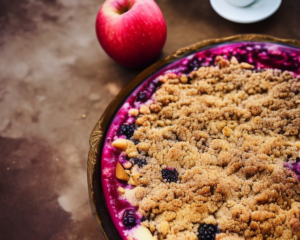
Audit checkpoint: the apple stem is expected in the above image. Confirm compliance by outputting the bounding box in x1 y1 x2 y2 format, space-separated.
116 1 131 15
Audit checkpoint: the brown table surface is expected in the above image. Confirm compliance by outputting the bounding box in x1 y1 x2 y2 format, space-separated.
0 0 299 239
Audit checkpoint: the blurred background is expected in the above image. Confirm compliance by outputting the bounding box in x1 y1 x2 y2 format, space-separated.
0 0 299 239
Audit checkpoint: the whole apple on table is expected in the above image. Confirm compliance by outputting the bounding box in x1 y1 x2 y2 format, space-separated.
96 0 167 69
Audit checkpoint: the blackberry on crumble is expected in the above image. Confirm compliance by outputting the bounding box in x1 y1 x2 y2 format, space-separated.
161 168 179 183
133 158 147 167
119 124 135 139
197 224 219 240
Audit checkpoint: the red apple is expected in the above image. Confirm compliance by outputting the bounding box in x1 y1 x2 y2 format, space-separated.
96 0 167 68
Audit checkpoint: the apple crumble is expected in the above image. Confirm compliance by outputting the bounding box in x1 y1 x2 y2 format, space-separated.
111 56 300 240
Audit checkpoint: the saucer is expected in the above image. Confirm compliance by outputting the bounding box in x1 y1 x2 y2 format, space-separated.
210 0 282 24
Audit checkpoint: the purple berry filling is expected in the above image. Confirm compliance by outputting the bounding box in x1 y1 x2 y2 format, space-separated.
101 42 300 239
136 91 148 102
284 161 300 181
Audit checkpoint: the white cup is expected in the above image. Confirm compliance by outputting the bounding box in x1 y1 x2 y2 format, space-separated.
226 0 255 7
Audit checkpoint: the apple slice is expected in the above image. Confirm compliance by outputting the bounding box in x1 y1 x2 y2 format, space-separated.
116 162 130 181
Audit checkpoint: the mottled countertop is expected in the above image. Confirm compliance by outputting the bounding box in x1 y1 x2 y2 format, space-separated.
0 0 300 239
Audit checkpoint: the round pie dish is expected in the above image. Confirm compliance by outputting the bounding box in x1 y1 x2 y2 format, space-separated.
87 34 300 240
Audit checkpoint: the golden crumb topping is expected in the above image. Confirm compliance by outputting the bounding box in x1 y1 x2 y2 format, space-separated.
122 57 300 240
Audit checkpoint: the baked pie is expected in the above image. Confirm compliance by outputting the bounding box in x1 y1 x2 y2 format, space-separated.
101 43 300 240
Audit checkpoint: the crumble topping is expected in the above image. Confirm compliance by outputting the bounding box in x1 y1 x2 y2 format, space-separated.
114 57 300 240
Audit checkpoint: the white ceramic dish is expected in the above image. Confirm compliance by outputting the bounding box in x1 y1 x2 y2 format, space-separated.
226 0 255 7
210 0 282 24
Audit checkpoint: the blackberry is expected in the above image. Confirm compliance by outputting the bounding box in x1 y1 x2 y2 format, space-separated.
133 158 147 167
136 91 148 102
197 223 219 240
161 168 179 183
119 124 135 139
122 209 137 229
187 58 201 71
152 79 162 87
